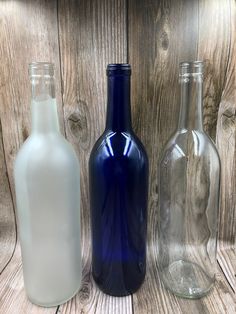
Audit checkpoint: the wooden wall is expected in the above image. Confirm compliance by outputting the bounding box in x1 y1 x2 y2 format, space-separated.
0 1 235 313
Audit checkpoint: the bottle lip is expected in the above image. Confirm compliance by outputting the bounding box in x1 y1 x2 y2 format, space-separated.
107 63 131 76
29 62 54 77
179 61 204 76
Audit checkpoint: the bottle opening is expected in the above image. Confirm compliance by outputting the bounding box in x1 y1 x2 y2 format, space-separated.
29 62 54 77
179 61 204 76
107 63 131 76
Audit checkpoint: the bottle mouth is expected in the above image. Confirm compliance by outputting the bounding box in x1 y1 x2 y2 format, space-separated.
29 62 54 77
107 63 131 76
179 61 204 76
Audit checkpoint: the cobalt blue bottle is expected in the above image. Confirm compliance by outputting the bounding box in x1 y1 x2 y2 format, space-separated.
89 64 149 296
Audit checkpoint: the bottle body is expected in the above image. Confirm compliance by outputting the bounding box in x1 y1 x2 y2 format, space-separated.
90 131 148 296
14 63 81 306
159 130 220 298
158 62 220 299
89 64 148 296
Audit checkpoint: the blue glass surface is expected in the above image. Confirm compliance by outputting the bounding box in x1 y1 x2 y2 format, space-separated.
89 64 149 296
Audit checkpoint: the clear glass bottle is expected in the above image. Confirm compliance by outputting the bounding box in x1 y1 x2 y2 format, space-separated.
158 61 220 299
14 62 81 306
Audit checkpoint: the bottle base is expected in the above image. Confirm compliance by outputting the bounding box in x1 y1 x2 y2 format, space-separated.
27 284 81 307
92 272 145 297
160 260 214 299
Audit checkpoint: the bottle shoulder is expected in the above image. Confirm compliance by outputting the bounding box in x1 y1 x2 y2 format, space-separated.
160 129 220 163
90 130 148 163
14 133 79 172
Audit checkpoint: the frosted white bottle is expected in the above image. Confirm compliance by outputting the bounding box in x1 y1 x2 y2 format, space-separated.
14 62 81 307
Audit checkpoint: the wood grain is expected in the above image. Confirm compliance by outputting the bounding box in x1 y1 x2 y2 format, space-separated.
0 0 65 194
0 119 16 274
216 0 236 246
129 0 199 250
58 0 131 313
129 0 235 313
218 248 236 293
0 0 235 313
198 0 233 140
129 0 198 312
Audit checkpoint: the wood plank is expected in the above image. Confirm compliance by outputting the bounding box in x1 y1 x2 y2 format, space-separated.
132 248 183 314
198 0 233 141
0 1 235 314
217 247 236 293
177 267 236 314
0 0 64 195
216 0 236 245
129 246 236 314
58 0 130 313
129 0 235 313
0 118 16 274
128 0 198 312
129 0 199 257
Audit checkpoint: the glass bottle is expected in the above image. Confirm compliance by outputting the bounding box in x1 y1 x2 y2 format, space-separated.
158 61 220 299
89 64 149 296
14 62 81 306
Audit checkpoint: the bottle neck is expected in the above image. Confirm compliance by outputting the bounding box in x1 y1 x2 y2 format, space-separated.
105 75 132 132
178 74 203 131
30 75 59 134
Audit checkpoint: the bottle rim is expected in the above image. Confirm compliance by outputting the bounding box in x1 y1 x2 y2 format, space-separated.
29 62 54 77
179 61 204 76
29 62 54 68
107 63 131 76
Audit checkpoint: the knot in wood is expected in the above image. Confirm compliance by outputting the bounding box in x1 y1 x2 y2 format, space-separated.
221 108 236 131
67 100 90 149
79 282 90 302
161 31 169 50
22 126 29 141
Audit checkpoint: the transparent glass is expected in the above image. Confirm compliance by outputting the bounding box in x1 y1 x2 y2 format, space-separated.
14 62 81 307
158 61 220 299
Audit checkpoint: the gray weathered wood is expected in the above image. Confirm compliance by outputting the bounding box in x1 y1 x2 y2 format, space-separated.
0 0 235 313
0 119 16 274
0 0 65 194
218 248 236 293
129 0 235 313
198 0 234 140
58 0 131 312
216 0 236 246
